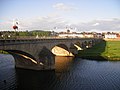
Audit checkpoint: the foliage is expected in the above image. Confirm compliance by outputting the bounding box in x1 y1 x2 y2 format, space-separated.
31 31 51 37
0 30 52 38
0 50 8 54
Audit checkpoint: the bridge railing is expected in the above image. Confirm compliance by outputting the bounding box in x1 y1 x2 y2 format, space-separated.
0 37 103 46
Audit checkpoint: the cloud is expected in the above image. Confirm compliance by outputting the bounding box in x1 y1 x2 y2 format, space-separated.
76 19 120 32
92 23 100 26
0 19 13 31
0 17 120 32
18 15 69 31
53 3 77 11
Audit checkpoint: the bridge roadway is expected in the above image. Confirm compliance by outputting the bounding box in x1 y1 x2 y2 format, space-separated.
0 38 102 70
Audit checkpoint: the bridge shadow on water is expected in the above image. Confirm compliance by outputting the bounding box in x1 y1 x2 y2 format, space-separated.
15 56 74 90
78 40 108 61
16 69 57 90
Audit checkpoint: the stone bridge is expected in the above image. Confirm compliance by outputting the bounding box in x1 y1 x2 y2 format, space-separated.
0 38 102 70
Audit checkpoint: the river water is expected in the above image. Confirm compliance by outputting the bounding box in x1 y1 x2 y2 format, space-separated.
0 54 120 90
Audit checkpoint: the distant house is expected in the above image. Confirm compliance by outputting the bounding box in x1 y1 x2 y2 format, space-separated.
58 32 96 38
104 34 117 39
58 33 84 38
84 34 94 38
116 33 120 38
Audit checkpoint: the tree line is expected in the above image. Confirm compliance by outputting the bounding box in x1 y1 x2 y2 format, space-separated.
0 30 54 39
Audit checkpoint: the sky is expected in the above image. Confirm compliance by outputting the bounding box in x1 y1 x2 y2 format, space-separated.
0 0 120 32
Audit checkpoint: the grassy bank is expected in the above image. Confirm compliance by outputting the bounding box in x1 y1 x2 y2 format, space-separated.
0 50 8 54
78 40 120 60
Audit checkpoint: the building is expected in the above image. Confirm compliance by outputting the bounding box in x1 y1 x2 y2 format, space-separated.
104 34 117 39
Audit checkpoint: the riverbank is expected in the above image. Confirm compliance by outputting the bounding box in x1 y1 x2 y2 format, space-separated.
78 40 120 61
0 50 8 54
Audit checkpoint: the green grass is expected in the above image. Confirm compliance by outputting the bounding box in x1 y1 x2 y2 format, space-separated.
78 40 120 60
102 41 120 59
0 50 8 54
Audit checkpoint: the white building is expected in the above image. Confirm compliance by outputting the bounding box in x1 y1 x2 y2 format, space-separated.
58 33 84 38
104 34 117 39
58 33 94 38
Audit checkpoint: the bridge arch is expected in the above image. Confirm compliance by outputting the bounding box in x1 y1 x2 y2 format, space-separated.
4 50 36 61
74 41 83 50
1 49 44 70
69 43 78 55
51 44 74 56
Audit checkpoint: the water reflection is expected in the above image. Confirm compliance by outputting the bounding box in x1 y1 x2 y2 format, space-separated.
16 69 57 90
55 56 74 73
1 54 120 90
0 54 74 90
0 54 17 90
16 56 74 90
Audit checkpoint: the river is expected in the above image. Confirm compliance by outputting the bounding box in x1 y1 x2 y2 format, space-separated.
0 54 120 90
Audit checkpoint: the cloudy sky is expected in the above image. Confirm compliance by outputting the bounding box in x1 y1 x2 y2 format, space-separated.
0 0 120 32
